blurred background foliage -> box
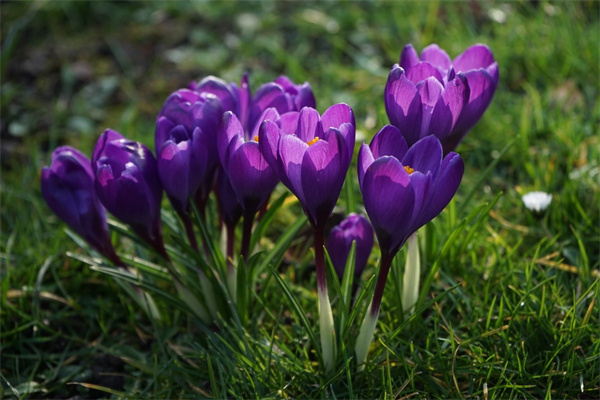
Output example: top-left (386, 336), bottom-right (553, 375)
top-left (1, 1), bottom-right (599, 398)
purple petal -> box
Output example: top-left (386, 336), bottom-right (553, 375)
top-left (420, 44), bottom-right (451, 71)
top-left (158, 140), bottom-right (191, 213)
top-left (193, 75), bottom-right (238, 113)
top-left (416, 152), bottom-right (464, 227)
top-left (452, 44), bottom-right (496, 72)
top-left (321, 103), bottom-right (355, 157)
top-left (278, 134), bottom-right (308, 203)
top-left (321, 103), bottom-right (355, 132)
top-left (384, 65), bottom-right (423, 146)
top-left (447, 69), bottom-right (497, 152)
top-left (300, 131), bottom-right (345, 227)
top-left (218, 111), bottom-right (245, 168)
top-left (295, 82), bottom-right (317, 110)
top-left (400, 44), bottom-right (420, 70)
top-left (327, 213), bottom-right (373, 280)
top-left (406, 171), bottom-right (433, 229)
top-left (278, 111), bottom-right (299, 134)
top-left (405, 61), bottom-right (444, 84)
top-left (92, 129), bottom-right (125, 172)
top-left (369, 124), bottom-right (408, 160)
top-left (249, 107), bottom-right (280, 141)
top-left (217, 167), bottom-right (243, 228)
top-left (296, 107), bottom-right (322, 143)
top-left (431, 72), bottom-right (470, 141)
top-left (227, 142), bottom-right (278, 212)
top-left (402, 135), bottom-right (443, 176)
top-left (357, 143), bottom-right (375, 191)
top-left (361, 157), bottom-right (415, 254)
top-left (248, 83), bottom-right (290, 132)
top-left (189, 127), bottom-right (210, 194)
top-left (416, 77), bottom-right (446, 139)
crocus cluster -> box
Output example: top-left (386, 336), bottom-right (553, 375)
top-left (41, 42), bottom-right (497, 374)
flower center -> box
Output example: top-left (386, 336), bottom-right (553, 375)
top-left (253, 135), bottom-right (259, 142)
top-left (307, 137), bottom-right (320, 146)
top-left (404, 165), bottom-right (415, 175)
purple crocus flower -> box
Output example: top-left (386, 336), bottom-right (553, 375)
top-left (41, 146), bottom-right (122, 265)
top-left (155, 89), bottom-right (223, 215)
top-left (387, 43), bottom-right (498, 154)
top-left (92, 129), bottom-right (167, 259)
top-left (259, 104), bottom-right (356, 230)
top-left (327, 213), bottom-right (373, 281)
top-left (358, 127), bottom-right (463, 316)
top-left (359, 126), bottom-right (464, 257)
top-left (260, 103), bottom-right (355, 371)
top-left (355, 126), bottom-right (464, 369)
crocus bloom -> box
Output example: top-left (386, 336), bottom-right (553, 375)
top-left (41, 146), bottom-right (121, 265)
top-left (358, 126), bottom-right (464, 257)
top-left (327, 213), bottom-right (373, 281)
top-left (155, 89), bottom-right (223, 214)
top-left (522, 191), bottom-right (552, 212)
top-left (260, 104), bottom-right (355, 372)
top-left (259, 104), bottom-right (356, 230)
top-left (92, 129), bottom-right (167, 258)
top-left (387, 43), bottom-right (498, 153)
top-left (355, 127), bottom-right (464, 369)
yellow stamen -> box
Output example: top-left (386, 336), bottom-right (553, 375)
top-left (253, 135), bottom-right (259, 142)
top-left (404, 165), bottom-right (415, 175)
top-left (307, 137), bottom-right (320, 146)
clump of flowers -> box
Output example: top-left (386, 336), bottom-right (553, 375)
top-left (42, 42), bottom-right (497, 374)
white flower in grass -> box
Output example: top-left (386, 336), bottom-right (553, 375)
top-left (522, 191), bottom-right (553, 212)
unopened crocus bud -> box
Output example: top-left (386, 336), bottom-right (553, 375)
top-left (327, 213), bottom-right (373, 281)
top-left (92, 129), bottom-right (167, 258)
top-left (41, 146), bottom-right (121, 265)
top-left (155, 89), bottom-right (223, 214)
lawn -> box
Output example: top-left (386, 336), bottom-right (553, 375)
top-left (1, 1), bottom-right (599, 398)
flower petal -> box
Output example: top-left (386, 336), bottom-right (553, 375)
top-left (447, 69), bottom-right (497, 152)
top-left (362, 157), bottom-right (415, 254)
top-left (300, 131), bottom-right (344, 227)
top-left (357, 143), bottom-right (374, 191)
top-left (416, 152), bottom-right (463, 227)
top-left (400, 44), bottom-right (420, 70)
top-left (452, 44), bottom-right (496, 72)
top-left (248, 83), bottom-right (290, 132)
top-left (278, 134), bottom-right (308, 203)
top-left (402, 135), bottom-right (443, 176)
top-left (421, 44), bottom-right (451, 71)
top-left (218, 111), bottom-right (245, 168)
top-left (384, 65), bottom-right (423, 146)
top-left (158, 140), bottom-right (191, 213)
top-left (227, 142), bottom-right (278, 212)
top-left (405, 61), bottom-right (444, 84)
top-left (369, 124), bottom-right (408, 160)
top-left (297, 107), bottom-right (322, 143)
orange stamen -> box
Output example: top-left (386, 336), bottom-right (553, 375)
top-left (404, 165), bottom-right (415, 175)
top-left (307, 137), bottom-right (320, 146)
top-left (253, 135), bottom-right (259, 142)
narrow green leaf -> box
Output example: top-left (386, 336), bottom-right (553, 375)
top-left (270, 267), bottom-right (321, 361)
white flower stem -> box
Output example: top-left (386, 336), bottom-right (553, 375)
top-left (174, 280), bottom-right (211, 323)
top-left (402, 232), bottom-right (420, 314)
top-left (318, 286), bottom-right (336, 373)
top-left (198, 270), bottom-right (219, 320)
top-left (355, 304), bottom-right (379, 372)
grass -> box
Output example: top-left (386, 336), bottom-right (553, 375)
top-left (1, 1), bottom-right (599, 398)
